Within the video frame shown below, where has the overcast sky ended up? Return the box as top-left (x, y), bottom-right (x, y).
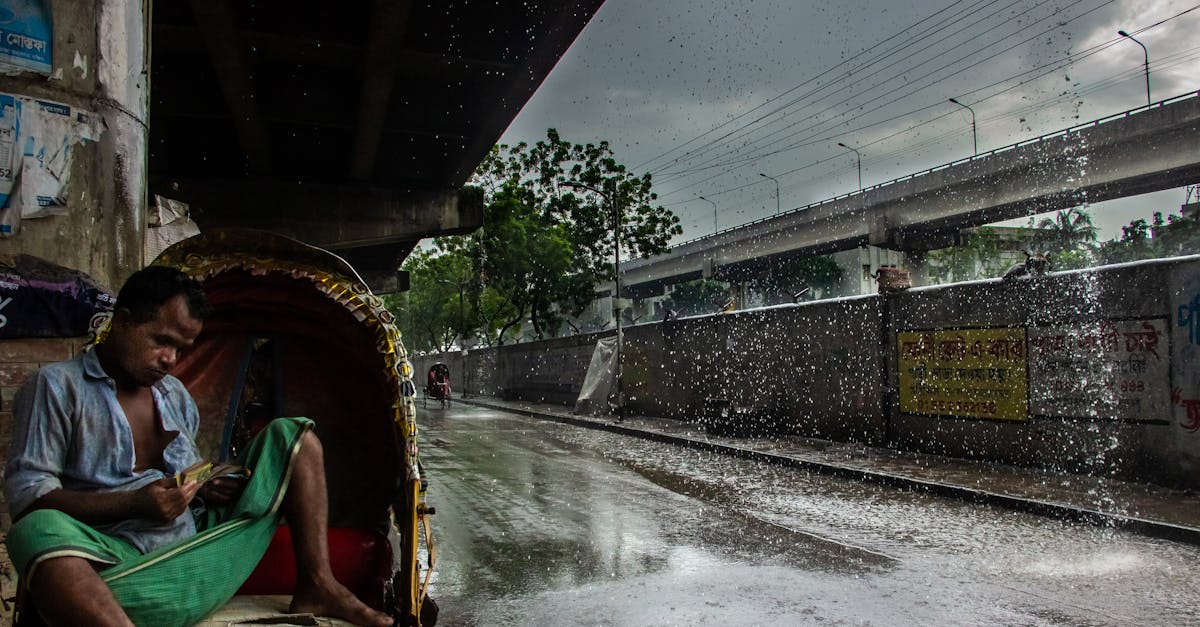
top-left (500, 0), bottom-right (1199, 243)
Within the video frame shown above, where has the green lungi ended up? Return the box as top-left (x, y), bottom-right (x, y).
top-left (6, 417), bottom-right (313, 627)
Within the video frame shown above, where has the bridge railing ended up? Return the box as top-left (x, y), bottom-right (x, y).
top-left (660, 90), bottom-right (1199, 254)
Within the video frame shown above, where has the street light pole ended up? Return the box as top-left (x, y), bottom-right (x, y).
top-left (1118, 30), bottom-right (1151, 106)
top-left (947, 97), bottom-right (977, 155)
top-left (456, 281), bottom-right (467, 398)
top-left (758, 172), bottom-right (781, 215)
top-left (837, 142), bottom-right (862, 191)
top-left (609, 179), bottom-right (624, 423)
top-left (698, 195), bottom-right (718, 236)
top-left (563, 179), bottom-right (624, 422)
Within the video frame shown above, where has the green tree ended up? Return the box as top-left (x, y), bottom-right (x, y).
top-left (384, 248), bottom-right (469, 354)
top-left (1160, 208), bottom-right (1200, 256)
top-left (1050, 248), bottom-right (1095, 272)
top-left (1033, 207), bottom-right (1098, 255)
top-left (477, 182), bottom-right (575, 342)
top-left (466, 128), bottom-right (682, 342)
top-left (1090, 207), bottom-right (1200, 265)
top-left (927, 229), bottom-right (1010, 283)
top-left (667, 279), bottom-right (729, 315)
top-left (1100, 217), bottom-right (1151, 264)
top-left (748, 255), bottom-right (844, 301)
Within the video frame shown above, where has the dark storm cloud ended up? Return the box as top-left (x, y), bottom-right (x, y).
top-left (502, 0), bottom-right (1199, 239)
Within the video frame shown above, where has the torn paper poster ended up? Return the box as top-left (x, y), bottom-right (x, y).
top-left (0, 0), bottom-right (52, 75)
top-left (0, 92), bottom-right (16, 190)
top-left (0, 93), bottom-right (105, 236)
top-left (149, 193), bottom-right (190, 227)
top-left (145, 195), bottom-right (201, 262)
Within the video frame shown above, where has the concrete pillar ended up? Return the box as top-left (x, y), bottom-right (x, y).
top-left (0, 0), bottom-right (148, 292)
top-left (905, 250), bottom-right (930, 288)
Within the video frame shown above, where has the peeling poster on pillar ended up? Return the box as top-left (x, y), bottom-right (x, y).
top-left (898, 328), bottom-right (1028, 421)
top-left (1028, 319), bottom-right (1169, 421)
top-left (0, 93), bottom-right (104, 236)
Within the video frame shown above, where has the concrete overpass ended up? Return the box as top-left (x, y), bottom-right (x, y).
top-left (150, 0), bottom-right (604, 291)
top-left (621, 91), bottom-right (1200, 296)
top-left (1, 0), bottom-right (603, 293)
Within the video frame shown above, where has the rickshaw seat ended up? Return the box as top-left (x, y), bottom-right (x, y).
top-left (237, 526), bottom-right (393, 609)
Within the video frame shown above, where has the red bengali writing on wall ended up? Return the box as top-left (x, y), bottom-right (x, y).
top-left (1027, 320), bottom-right (1169, 420)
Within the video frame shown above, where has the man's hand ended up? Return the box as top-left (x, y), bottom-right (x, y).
top-left (132, 477), bottom-right (201, 522)
top-left (197, 475), bottom-right (248, 506)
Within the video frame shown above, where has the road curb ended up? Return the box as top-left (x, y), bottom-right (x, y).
top-left (454, 397), bottom-right (1200, 546)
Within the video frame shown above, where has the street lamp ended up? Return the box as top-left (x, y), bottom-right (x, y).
top-left (948, 97), bottom-right (977, 155)
top-left (758, 172), bottom-right (781, 215)
top-left (698, 195), bottom-right (718, 237)
top-left (562, 179), bottom-right (624, 422)
top-left (1118, 30), bottom-right (1151, 106)
top-left (837, 142), bottom-right (862, 191)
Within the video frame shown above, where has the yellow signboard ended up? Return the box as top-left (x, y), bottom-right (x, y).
top-left (898, 328), bottom-right (1028, 421)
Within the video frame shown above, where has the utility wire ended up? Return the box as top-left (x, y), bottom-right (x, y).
top-left (654, 0), bottom-right (1119, 197)
top-left (633, 0), bottom-right (998, 172)
top-left (662, 32), bottom-right (1198, 211)
top-left (661, 0), bottom-right (1198, 192)
top-left (649, 0), bottom-right (1041, 177)
top-left (655, 0), bottom-right (1105, 183)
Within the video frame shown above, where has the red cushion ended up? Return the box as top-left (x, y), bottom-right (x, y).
top-left (237, 526), bottom-right (393, 609)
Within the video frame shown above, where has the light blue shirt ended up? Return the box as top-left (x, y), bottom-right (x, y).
top-left (4, 349), bottom-right (204, 553)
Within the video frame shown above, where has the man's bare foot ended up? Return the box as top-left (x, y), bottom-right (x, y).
top-left (289, 579), bottom-right (392, 627)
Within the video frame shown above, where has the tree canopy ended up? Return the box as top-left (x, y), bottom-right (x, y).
top-left (1099, 209), bottom-right (1200, 264)
top-left (390, 129), bottom-right (682, 349)
top-left (667, 279), bottom-right (729, 316)
top-left (926, 204), bottom-right (1199, 285)
top-left (928, 229), bottom-right (1012, 283)
top-left (1032, 207), bottom-right (1098, 255)
top-left (382, 244), bottom-right (480, 354)
top-left (748, 256), bottom-right (844, 303)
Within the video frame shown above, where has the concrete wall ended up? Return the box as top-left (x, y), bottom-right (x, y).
top-left (415, 255), bottom-right (1200, 489)
top-left (885, 260), bottom-right (1177, 479)
top-left (0, 0), bottom-right (149, 293)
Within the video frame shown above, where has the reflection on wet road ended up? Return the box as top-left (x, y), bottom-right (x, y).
top-left (420, 404), bottom-right (1200, 626)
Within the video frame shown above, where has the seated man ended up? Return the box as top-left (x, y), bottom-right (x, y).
top-left (4, 266), bottom-right (391, 626)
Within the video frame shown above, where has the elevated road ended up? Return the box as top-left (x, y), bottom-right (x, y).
top-left (622, 92), bottom-right (1200, 293)
top-left (150, 1), bottom-right (604, 290)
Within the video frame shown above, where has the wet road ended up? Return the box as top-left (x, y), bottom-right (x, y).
top-left (419, 404), bottom-right (1200, 626)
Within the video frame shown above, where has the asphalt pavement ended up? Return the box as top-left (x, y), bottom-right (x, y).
top-left (444, 396), bottom-right (1200, 546)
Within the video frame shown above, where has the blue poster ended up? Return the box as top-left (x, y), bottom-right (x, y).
top-left (0, 0), bottom-right (51, 75)
top-left (0, 93), bottom-right (19, 217)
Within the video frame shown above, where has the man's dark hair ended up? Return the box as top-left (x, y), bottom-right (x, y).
top-left (115, 266), bottom-right (211, 323)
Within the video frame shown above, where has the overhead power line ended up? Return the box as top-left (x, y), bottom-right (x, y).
top-left (654, 0), bottom-right (1110, 185)
top-left (661, 24), bottom-right (1198, 213)
top-left (633, 0), bottom-right (1000, 173)
top-left (649, 0), bottom-right (1042, 177)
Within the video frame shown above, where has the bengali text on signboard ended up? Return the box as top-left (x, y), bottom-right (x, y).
top-left (1028, 319), bottom-right (1169, 420)
top-left (898, 328), bottom-right (1027, 421)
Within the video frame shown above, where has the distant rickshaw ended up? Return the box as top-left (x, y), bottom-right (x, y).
top-left (425, 363), bottom-right (452, 408)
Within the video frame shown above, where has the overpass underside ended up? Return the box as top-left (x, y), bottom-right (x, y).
top-left (150, 0), bottom-right (603, 292)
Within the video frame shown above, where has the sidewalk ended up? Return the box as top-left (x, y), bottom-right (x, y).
top-left (454, 396), bottom-right (1200, 546)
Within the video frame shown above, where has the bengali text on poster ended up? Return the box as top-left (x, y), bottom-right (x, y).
top-left (1027, 319), bottom-right (1169, 420)
top-left (898, 327), bottom-right (1028, 421)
